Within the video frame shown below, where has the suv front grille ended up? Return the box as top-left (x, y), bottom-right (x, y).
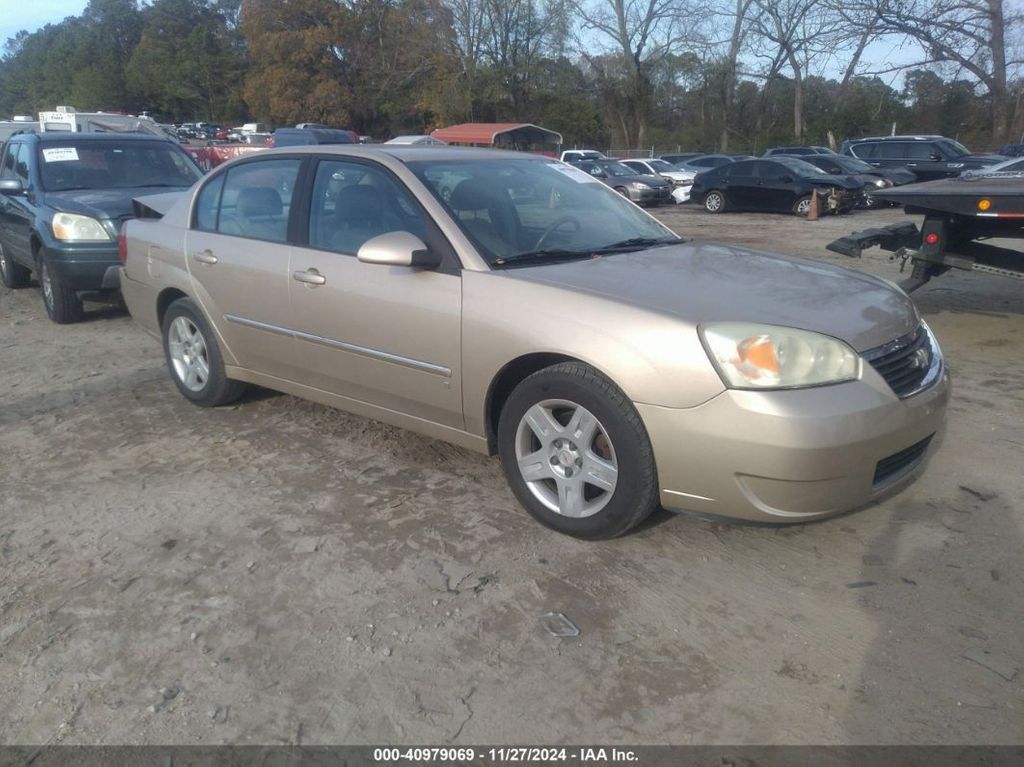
top-left (863, 325), bottom-right (937, 398)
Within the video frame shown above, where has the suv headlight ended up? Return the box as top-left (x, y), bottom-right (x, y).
top-left (52, 213), bottom-right (112, 242)
top-left (700, 322), bottom-right (860, 389)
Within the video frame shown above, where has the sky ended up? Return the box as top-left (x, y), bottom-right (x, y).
top-left (0, 0), bottom-right (89, 49)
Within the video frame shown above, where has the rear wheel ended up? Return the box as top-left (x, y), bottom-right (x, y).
top-left (703, 190), bottom-right (727, 213)
top-left (0, 243), bottom-right (31, 289)
top-left (39, 256), bottom-right (83, 323)
top-left (162, 297), bottom-right (246, 407)
top-left (497, 362), bottom-right (658, 540)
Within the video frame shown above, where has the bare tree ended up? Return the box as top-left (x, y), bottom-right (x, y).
top-left (845, 0), bottom-right (1023, 143)
top-left (573, 0), bottom-right (697, 147)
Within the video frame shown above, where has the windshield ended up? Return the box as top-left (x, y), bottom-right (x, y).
top-left (832, 156), bottom-right (872, 173)
top-left (939, 139), bottom-right (970, 158)
top-left (409, 158), bottom-right (677, 265)
top-left (775, 157), bottom-right (827, 175)
top-left (593, 161), bottom-right (638, 177)
top-left (38, 140), bottom-right (203, 192)
top-left (648, 160), bottom-right (675, 172)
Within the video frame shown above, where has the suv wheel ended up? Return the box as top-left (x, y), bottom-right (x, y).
top-left (162, 297), bottom-right (246, 407)
top-left (497, 362), bottom-right (658, 540)
top-left (0, 243), bottom-right (32, 289)
top-left (39, 256), bottom-right (83, 323)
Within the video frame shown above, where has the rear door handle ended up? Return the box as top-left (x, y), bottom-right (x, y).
top-left (193, 250), bottom-right (217, 264)
top-left (293, 268), bottom-right (326, 286)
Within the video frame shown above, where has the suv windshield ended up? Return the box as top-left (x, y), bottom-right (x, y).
top-left (938, 139), bottom-right (970, 158)
top-left (410, 158), bottom-right (677, 265)
top-left (38, 140), bottom-right (203, 192)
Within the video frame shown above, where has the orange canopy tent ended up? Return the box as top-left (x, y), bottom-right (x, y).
top-left (430, 122), bottom-right (562, 149)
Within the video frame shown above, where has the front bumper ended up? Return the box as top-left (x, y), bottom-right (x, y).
top-left (42, 242), bottom-right (121, 292)
top-left (630, 186), bottom-right (673, 206)
top-left (638, 366), bottom-right (950, 523)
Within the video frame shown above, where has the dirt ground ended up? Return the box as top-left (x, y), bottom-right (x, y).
top-left (0, 205), bottom-right (1021, 746)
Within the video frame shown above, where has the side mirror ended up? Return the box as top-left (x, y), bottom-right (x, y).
top-left (929, 152), bottom-right (942, 161)
top-left (780, 175), bottom-right (794, 183)
top-left (0, 178), bottom-right (25, 195)
top-left (357, 231), bottom-right (441, 268)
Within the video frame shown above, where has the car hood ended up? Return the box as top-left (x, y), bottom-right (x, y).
top-left (874, 167), bottom-right (916, 184)
top-left (962, 154), bottom-right (1006, 165)
top-left (508, 242), bottom-right (918, 352)
top-left (43, 187), bottom-right (191, 220)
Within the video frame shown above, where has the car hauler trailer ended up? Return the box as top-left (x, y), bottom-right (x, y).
top-left (827, 174), bottom-right (1024, 291)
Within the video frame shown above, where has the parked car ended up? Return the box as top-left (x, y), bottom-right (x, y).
top-left (271, 128), bottom-right (356, 148)
top-left (690, 157), bottom-right (864, 215)
top-left (659, 152), bottom-right (703, 165)
top-left (0, 132), bottom-right (203, 322)
top-left (618, 158), bottom-right (696, 203)
top-left (776, 154), bottom-right (915, 206)
top-left (120, 146), bottom-right (948, 538)
top-left (763, 146), bottom-right (838, 157)
top-left (570, 159), bottom-right (672, 205)
top-left (675, 153), bottom-right (753, 174)
top-left (559, 149), bottom-right (605, 163)
top-left (840, 135), bottom-right (1005, 181)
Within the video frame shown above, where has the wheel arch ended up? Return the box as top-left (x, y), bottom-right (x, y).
top-left (156, 287), bottom-right (190, 328)
top-left (484, 352), bottom-right (620, 454)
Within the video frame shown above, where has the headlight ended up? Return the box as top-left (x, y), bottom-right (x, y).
top-left (873, 179), bottom-right (887, 187)
top-left (700, 322), bottom-right (860, 389)
top-left (52, 213), bottom-right (111, 242)
top-left (630, 182), bottom-right (650, 191)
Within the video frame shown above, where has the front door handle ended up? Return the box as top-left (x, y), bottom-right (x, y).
top-left (293, 268), bottom-right (326, 286)
top-left (193, 250), bottom-right (218, 264)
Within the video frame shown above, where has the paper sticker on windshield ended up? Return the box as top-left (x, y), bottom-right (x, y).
top-left (547, 162), bottom-right (601, 184)
top-left (42, 148), bottom-right (79, 163)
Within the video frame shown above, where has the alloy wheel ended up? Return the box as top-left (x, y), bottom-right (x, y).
top-left (514, 399), bottom-right (618, 518)
top-left (795, 198), bottom-right (812, 215)
top-left (0, 245), bottom-right (7, 280)
top-left (167, 316), bottom-right (211, 392)
top-left (705, 192), bottom-right (723, 212)
top-left (41, 262), bottom-right (54, 308)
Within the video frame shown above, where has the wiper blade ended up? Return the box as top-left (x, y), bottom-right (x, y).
top-left (591, 236), bottom-right (681, 253)
top-left (493, 248), bottom-right (595, 267)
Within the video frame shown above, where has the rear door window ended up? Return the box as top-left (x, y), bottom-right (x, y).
top-left (216, 159), bottom-right (301, 242)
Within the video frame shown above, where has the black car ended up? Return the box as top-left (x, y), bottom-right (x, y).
top-left (0, 132), bottom-right (203, 322)
top-left (571, 159), bottom-right (672, 206)
top-left (272, 128), bottom-right (355, 147)
top-left (763, 145), bottom-right (838, 157)
top-left (776, 153), bottom-right (916, 207)
top-left (690, 157), bottom-right (864, 216)
top-left (840, 135), bottom-right (1005, 181)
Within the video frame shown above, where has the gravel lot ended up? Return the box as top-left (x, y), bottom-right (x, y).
top-left (1, 205), bottom-right (1021, 745)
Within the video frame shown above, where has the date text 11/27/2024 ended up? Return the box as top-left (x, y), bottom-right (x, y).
top-left (373, 747), bottom-right (639, 762)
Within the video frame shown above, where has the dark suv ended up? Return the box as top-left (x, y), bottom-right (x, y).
top-left (840, 135), bottom-right (1005, 181)
top-left (0, 132), bottom-right (202, 322)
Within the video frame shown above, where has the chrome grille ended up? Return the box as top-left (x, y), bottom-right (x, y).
top-left (863, 325), bottom-right (938, 398)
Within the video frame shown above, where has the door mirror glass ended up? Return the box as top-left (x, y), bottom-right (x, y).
top-left (779, 175), bottom-right (794, 183)
top-left (357, 231), bottom-right (440, 268)
top-left (0, 178), bottom-right (24, 195)
top-left (929, 152), bottom-right (943, 161)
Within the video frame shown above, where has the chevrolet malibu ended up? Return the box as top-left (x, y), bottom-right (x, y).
top-left (120, 147), bottom-right (949, 539)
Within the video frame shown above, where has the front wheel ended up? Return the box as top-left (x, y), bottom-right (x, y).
top-left (39, 256), bottom-right (83, 323)
top-left (703, 190), bottom-right (727, 213)
top-left (497, 362), bottom-right (658, 540)
top-left (793, 195), bottom-right (817, 217)
top-left (162, 297), bottom-right (246, 407)
top-left (0, 243), bottom-right (32, 289)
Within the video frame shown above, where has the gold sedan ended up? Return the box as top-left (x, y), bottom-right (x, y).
top-left (120, 146), bottom-right (948, 539)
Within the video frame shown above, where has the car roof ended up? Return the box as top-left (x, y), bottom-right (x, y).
top-left (20, 131), bottom-right (174, 143)
top-left (235, 145), bottom-right (549, 163)
top-left (847, 135), bottom-right (945, 143)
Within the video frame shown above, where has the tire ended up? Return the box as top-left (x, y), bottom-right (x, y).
top-left (497, 362), bottom-right (658, 540)
top-left (703, 189), bottom-right (727, 213)
top-left (0, 242), bottom-right (31, 289)
top-left (793, 195), bottom-right (816, 217)
top-left (161, 297), bottom-right (246, 407)
top-left (38, 255), bottom-right (83, 323)
top-left (614, 186), bottom-right (629, 197)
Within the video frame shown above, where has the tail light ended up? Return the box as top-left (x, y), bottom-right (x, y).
top-left (118, 224), bottom-right (128, 264)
